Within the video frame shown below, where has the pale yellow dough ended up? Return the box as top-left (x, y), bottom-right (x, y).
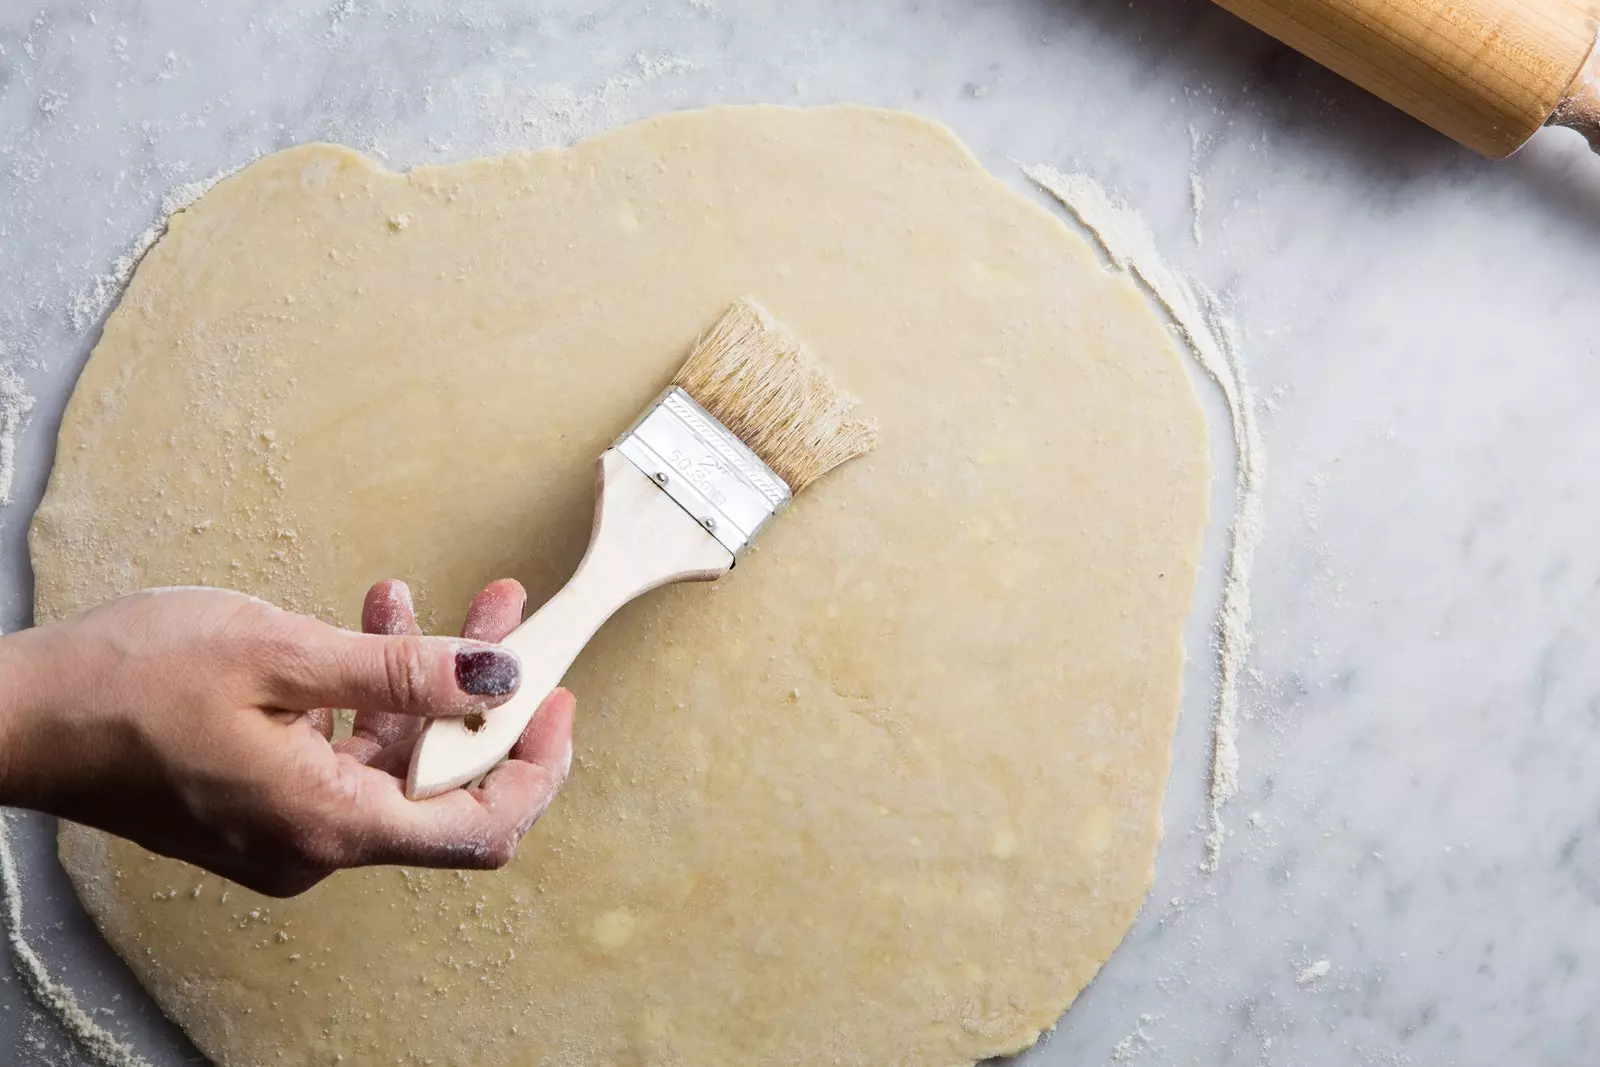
top-left (33, 106), bottom-right (1209, 1067)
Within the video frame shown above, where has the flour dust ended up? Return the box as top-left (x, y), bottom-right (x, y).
top-left (0, 813), bottom-right (155, 1067)
top-left (1187, 123), bottom-right (1210, 249)
top-left (1023, 165), bottom-right (1265, 873)
top-left (1295, 958), bottom-right (1332, 986)
top-left (69, 168), bottom-right (245, 335)
top-left (0, 364), bottom-right (35, 509)
top-left (498, 52), bottom-right (696, 149)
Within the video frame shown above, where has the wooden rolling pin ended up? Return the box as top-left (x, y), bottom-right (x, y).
top-left (1212, 0), bottom-right (1600, 156)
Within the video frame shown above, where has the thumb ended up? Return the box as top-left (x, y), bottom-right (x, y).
top-left (267, 621), bottom-right (523, 719)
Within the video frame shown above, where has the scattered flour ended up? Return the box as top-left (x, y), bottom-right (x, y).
top-left (69, 167), bottom-right (246, 334)
top-left (1188, 171), bottom-right (1205, 249)
top-left (1295, 958), bottom-right (1332, 986)
top-left (0, 364), bottom-right (35, 507)
top-left (0, 812), bottom-right (155, 1067)
top-left (38, 89), bottom-right (69, 117)
top-left (1110, 1013), bottom-right (1161, 1062)
top-left (1023, 165), bottom-right (1265, 873)
top-left (1187, 124), bottom-right (1208, 248)
top-left (475, 51), bottom-right (696, 150)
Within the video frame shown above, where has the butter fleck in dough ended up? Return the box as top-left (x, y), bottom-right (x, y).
top-left (33, 105), bottom-right (1209, 1067)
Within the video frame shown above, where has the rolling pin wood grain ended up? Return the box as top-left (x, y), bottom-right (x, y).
top-left (1212, 0), bottom-right (1600, 157)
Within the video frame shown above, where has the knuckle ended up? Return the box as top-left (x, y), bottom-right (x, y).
top-left (380, 637), bottom-right (430, 711)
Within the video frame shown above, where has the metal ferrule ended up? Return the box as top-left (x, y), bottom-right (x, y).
top-left (612, 387), bottom-right (792, 558)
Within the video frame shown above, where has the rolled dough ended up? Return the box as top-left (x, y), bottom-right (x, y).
top-left (33, 106), bottom-right (1209, 1066)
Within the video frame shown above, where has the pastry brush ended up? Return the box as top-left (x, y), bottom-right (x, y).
top-left (406, 300), bottom-right (876, 800)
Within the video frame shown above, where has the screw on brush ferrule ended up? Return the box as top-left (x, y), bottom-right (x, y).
top-left (612, 387), bottom-right (792, 558)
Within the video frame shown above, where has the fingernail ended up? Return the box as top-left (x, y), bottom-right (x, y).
top-left (455, 647), bottom-right (520, 697)
top-left (561, 739), bottom-right (573, 780)
top-left (393, 580), bottom-right (413, 611)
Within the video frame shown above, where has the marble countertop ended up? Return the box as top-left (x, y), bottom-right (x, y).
top-left (5, 1), bottom-right (1600, 1064)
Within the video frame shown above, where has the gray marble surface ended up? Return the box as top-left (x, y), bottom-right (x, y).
top-left (4, 1), bottom-right (1600, 1064)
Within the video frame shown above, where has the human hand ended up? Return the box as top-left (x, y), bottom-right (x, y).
top-left (0, 581), bottom-right (575, 897)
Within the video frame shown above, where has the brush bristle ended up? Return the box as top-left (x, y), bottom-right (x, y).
top-left (671, 300), bottom-right (877, 494)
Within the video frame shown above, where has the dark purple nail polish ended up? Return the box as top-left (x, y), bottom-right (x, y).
top-left (455, 648), bottom-right (520, 697)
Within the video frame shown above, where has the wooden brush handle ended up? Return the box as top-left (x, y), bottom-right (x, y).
top-left (406, 451), bottom-right (734, 800)
top-left (1212, 0), bottom-right (1600, 158)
